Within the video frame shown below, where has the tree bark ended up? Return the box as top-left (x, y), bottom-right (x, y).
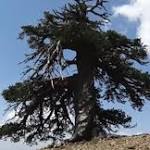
top-left (72, 52), bottom-right (95, 141)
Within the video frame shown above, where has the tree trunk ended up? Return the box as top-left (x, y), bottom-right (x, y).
top-left (72, 52), bottom-right (95, 141)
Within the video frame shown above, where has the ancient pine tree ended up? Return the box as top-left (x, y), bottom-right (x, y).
top-left (1, 0), bottom-right (150, 144)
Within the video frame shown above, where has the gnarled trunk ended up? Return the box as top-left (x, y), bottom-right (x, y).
top-left (72, 52), bottom-right (96, 141)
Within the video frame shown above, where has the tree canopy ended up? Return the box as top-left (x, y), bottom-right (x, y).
top-left (0, 0), bottom-right (150, 145)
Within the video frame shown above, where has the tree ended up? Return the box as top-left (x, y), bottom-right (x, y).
top-left (1, 0), bottom-right (150, 145)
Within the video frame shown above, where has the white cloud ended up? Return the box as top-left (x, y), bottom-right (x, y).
top-left (113, 0), bottom-right (150, 51)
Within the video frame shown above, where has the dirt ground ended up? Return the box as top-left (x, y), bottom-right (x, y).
top-left (41, 134), bottom-right (150, 150)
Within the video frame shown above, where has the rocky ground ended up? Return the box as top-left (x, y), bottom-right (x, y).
top-left (41, 134), bottom-right (150, 150)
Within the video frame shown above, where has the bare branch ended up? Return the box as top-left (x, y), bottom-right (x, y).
top-left (87, 0), bottom-right (107, 12)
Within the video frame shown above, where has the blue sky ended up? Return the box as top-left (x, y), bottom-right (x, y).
top-left (0, 0), bottom-right (150, 150)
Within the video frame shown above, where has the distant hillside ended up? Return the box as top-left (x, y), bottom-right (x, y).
top-left (41, 134), bottom-right (150, 150)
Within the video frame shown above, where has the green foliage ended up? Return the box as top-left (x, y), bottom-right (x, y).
top-left (1, 0), bottom-right (150, 145)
